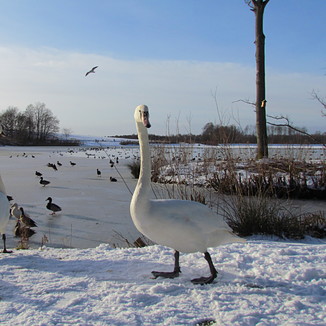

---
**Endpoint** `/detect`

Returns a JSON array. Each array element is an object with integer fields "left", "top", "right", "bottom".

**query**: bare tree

[
  {"left": 0, "top": 106, "right": 18, "bottom": 137},
  {"left": 246, "top": 0, "right": 270, "bottom": 159},
  {"left": 26, "top": 103, "right": 59, "bottom": 141},
  {"left": 62, "top": 128, "right": 72, "bottom": 140},
  {"left": 312, "top": 90, "right": 326, "bottom": 116},
  {"left": 0, "top": 102, "right": 60, "bottom": 143}
]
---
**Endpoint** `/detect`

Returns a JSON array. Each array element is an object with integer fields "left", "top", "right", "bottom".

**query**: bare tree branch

[
  {"left": 245, "top": 0, "right": 254, "bottom": 10},
  {"left": 312, "top": 90, "right": 326, "bottom": 116},
  {"left": 246, "top": 0, "right": 270, "bottom": 11},
  {"left": 234, "top": 98, "right": 325, "bottom": 147},
  {"left": 267, "top": 114, "right": 326, "bottom": 147},
  {"left": 233, "top": 99, "right": 256, "bottom": 107}
]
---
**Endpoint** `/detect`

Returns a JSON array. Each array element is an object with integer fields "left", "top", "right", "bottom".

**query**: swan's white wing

[
  {"left": 150, "top": 199, "right": 231, "bottom": 231},
  {"left": 134, "top": 199, "right": 241, "bottom": 253}
]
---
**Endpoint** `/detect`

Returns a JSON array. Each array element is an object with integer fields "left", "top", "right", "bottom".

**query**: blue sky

[{"left": 0, "top": 0, "right": 325, "bottom": 136}]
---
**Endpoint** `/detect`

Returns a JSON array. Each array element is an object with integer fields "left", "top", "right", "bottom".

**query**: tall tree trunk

[{"left": 251, "top": 0, "right": 269, "bottom": 159}]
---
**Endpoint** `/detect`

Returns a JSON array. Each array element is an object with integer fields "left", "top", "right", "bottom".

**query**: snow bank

[{"left": 1, "top": 240, "right": 325, "bottom": 325}]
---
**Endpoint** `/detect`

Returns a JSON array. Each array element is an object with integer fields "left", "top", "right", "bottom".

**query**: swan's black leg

[
  {"left": 2, "top": 234, "right": 12, "bottom": 254},
  {"left": 191, "top": 251, "right": 217, "bottom": 285},
  {"left": 152, "top": 250, "right": 181, "bottom": 279}
]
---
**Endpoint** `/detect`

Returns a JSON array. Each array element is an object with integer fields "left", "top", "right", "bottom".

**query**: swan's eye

[{"left": 139, "top": 110, "right": 149, "bottom": 120}]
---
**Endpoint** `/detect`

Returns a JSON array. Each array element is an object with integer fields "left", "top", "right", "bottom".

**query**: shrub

[
  {"left": 127, "top": 160, "right": 140, "bottom": 179},
  {"left": 222, "top": 192, "right": 326, "bottom": 239},
  {"left": 299, "top": 211, "right": 326, "bottom": 238}
]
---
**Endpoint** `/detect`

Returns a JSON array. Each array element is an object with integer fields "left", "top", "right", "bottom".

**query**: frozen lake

[
  {"left": 1, "top": 142, "right": 325, "bottom": 249},
  {"left": 1, "top": 144, "right": 143, "bottom": 249}
]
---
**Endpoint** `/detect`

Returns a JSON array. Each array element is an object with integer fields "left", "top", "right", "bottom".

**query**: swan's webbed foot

[
  {"left": 2, "top": 235, "right": 12, "bottom": 253},
  {"left": 2, "top": 249, "right": 13, "bottom": 254},
  {"left": 152, "top": 250, "right": 181, "bottom": 279},
  {"left": 191, "top": 273, "right": 217, "bottom": 285},
  {"left": 191, "top": 251, "right": 218, "bottom": 285},
  {"left": 152, "top": 269, "right": 181, "bottom": 279}
]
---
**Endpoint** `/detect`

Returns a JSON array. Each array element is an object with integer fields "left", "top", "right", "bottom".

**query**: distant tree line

[
  {"left": 116, "top": 122, "right": 326, "bottom": 145},
  {"left": 0, "top": 103, "right": 79, "bottom": 145},
  {"left": 1, "top": 102, "right": 324, "bottom": 146}
]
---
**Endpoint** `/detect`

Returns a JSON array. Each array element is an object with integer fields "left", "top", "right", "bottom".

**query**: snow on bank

[{"left": 0, "top": 239, "right": 325, "bottom": 326}]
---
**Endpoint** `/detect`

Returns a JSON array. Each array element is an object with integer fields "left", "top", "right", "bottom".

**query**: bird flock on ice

[{"left": 0, "top": 104, "right": 246, "bottom": 285}]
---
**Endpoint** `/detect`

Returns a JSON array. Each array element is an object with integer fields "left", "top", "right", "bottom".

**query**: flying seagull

[{"left": 85, "top": 66, "right": 98, "bottom": 76}]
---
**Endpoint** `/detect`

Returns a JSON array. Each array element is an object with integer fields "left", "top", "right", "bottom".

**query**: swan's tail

[{"left": 208, "top": 229, "right": 246, "bottom": 248}]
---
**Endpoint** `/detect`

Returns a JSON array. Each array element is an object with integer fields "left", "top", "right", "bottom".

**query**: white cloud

[{"left": 0, "top": 46, "right": 324, "bottom": 136}]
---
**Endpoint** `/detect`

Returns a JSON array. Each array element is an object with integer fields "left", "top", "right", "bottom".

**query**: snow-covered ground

[
  {"left": 1, "top": 239, "right": 325, "bottom": 325},
  {"left": 0, "top": 143, "right": 325, "bottom": 325}
]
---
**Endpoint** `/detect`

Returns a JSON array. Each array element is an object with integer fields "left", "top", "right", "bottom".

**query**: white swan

[
  {"left": 130, "top": 105, "right": 245, "bottom": 284},
  {"left": 0, "top": 174, "right": 12, "bottom": 253}
]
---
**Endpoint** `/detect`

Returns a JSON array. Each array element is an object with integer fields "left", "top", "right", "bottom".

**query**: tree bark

[{"left": 251, "top": 0, "right": 269, "bottom": 159}]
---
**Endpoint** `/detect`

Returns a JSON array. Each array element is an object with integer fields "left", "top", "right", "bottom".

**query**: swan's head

[{"left": 134, "top": 105, "right": 151, "bottom": 128}]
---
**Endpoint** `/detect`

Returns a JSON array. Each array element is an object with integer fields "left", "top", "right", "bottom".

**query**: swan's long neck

[{"left": 132, "top": 121, "right": 151, "bottom": 205}]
